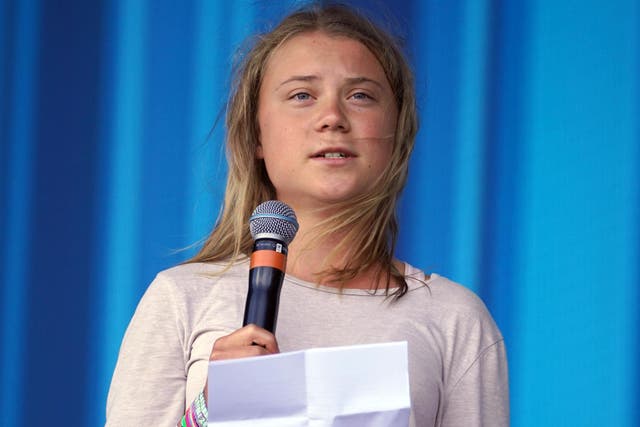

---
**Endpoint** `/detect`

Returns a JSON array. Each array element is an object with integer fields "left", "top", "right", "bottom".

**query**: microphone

[{"left": 242, "top": 200, "right": 299, "bottom": 334}]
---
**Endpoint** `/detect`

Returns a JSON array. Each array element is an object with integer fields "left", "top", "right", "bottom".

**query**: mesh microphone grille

[{"left": 249, "top": 200, "right": 299, "bottom": 244}]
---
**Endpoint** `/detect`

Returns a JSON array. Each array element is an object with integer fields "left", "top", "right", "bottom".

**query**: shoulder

[
  {"left": 128, "top": 259, "right": 251, "bottom": 334},
  {"left": 153, "top": 259, "right": 248, "bottom": 290},
  {"left": 403, "top": 263, "right": 503, "bottom": 340},
  {"left": 426, "top": 274, "right": 491, "bottom": 316},
  {"left": 404, "top": 263, "right": 491, "bottom": 316},
  {"left": 157, "top": 259, "right": 245, "bottom": 281},
  {"left": 139, "top": 260, "right": 250, "bottom": 308}
]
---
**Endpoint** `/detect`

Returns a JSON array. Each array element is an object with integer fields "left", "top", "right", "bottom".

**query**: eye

[
  {"left": 350, "top": 92, "right": 374, "bottom": 102},
  {"left": 291, "top": 92, "right": 312, "bottom": 101}
]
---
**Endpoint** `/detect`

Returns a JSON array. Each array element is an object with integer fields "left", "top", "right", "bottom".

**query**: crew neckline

[{"left": 283, "top": 262, "right": 434, "bottom": 296}]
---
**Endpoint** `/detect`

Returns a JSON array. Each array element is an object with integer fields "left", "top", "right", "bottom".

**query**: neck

[
  {"left": 286, "top": 207, "right": 344, "bottom": 284},
  {"left": 284, "top": 206, "right": 401, "bottom": 289}
]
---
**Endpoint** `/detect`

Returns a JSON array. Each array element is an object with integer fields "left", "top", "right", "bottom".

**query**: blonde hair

[{"left": 189, "top": 3, "right": 418, "bottom": 298}]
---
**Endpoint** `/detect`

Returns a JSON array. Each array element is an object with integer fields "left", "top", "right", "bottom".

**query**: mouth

[{"left": 311, "top": 149, "right": 356, "bottom": 159}]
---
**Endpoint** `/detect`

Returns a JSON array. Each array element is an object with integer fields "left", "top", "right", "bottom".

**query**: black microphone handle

[{"left": 242, "top": 266, "right": 286, "bottom": 333}]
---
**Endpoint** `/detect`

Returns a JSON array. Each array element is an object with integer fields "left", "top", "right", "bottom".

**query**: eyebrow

[
  {"left": 276, "top": 75, "right": 384, "bottom": 90},
  {"left": 277, "top": 75, "right": 318, "bottom": 89},
  {"left": 344, "top": 76, "right": 384, "bottom": 89}
]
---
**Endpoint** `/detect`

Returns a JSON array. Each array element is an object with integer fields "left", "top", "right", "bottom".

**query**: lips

[{"left": 311, "top": 148, "right": 356, "bottom": 159}]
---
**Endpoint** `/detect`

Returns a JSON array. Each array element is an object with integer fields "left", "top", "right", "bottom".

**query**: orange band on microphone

[{"left": 250, "top": 250, "right": 286, "bottom": 271}]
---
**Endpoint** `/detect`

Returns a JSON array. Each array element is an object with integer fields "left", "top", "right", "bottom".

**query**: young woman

[{"left": 106, "top": 4, "right": 509, "bottom": 426}]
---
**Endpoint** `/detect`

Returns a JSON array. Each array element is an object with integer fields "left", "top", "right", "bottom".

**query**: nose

[{"left": 315, "top": 97, "right": 350, "bottom": 132}]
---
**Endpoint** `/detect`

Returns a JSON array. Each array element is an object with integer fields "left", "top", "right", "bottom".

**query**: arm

[
  {"left": 442, "top": 340, "right": 510, "bottom": 426},
  {"left": 177, "top": 324, "right": 280, "bottom": 426},
  {"left": 106, "top": 275, "right": 188, "bottom": 426},
  {"left": 106, "top": 272, "right": 280, "bottom": 426}
]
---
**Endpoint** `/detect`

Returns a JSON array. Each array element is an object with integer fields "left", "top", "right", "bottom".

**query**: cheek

[
  {"left": 360, "top": 107, "right": 397, "bottom": 138},
  {"left": 257, "top": 109, "right": 282, "bottom": 144},
  {"left": 372, "top": 129, "right": 395, "bottom": 169},
  {"left": 377, "top": 140, "right": 394, "bottom": 166},
  {"left": 256, "top": 108, "right": 273, "bottom": 158},
  {"left": 381, "top": 112, "right": 398, "bottom": 136}
]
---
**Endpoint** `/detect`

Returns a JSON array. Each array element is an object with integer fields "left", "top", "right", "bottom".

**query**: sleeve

[
  {"left": 441, "top": 339, "right": 510, "bottom": 426},
  {"left": 106, "top": 274, "right": 189, "bottom": 426}
]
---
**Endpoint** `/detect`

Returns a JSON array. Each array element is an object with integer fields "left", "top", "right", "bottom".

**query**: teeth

[{"left": 323, "top": 152, "right": 346, "bottom": 158}]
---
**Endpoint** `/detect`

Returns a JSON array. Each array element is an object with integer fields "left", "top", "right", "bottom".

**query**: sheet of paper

[{"left": 208, "top": 341, "right": 410, "bottom": 427}]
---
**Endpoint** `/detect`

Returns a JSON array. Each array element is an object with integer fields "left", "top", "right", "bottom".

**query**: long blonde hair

[{"left": 189, "top": 3, "right": 418, "bottom": 298}]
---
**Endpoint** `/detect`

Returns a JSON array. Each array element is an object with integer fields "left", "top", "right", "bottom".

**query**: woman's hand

[{"left": 203, "top": 324, "right": 279, "bottom": 401}]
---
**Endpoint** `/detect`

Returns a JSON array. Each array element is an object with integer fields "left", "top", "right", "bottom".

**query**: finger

[
  {"left": 243, "top": 324, "right": 279, "bottom": 354},
  {"left": 210, "top": 344, "right": 272, "bottom": 361},
  {"left": 214, "top": 324, "right": 279, "bottom": 353},
  {"left": 210, "top": 325, "right": 279, "bottom": 363}
]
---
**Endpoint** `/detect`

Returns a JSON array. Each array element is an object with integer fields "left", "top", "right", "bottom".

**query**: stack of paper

[{"left": 208, "top": 341, "right": 411, "bottom": 426}]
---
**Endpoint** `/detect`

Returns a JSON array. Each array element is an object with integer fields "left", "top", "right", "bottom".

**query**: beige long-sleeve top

[{"left": 106, "top": 260, "right": 509, "bottom": 426}]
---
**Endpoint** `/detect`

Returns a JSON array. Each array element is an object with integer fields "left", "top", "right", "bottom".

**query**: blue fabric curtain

[{"left": 1, "top": 0, "right": 638, "bottom": 425}]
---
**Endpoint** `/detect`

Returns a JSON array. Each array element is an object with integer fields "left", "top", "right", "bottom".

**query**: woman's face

[{"left": 257, "top": 31, "right": 398, "bottom": 212}]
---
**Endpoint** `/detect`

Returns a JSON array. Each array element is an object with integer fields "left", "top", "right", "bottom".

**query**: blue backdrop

[{"left": 1, "top": 0, "right": 638, "bottom": 425}]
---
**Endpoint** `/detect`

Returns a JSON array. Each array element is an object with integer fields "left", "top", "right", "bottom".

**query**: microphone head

[{"left": 249, "top": 200, "right": 299, "bottom": 245}]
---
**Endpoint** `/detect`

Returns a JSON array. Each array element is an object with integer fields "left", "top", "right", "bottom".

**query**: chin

[
  {"left": 317, "top": 192, "right": 366, "bottom": 206},
  {"left": 277, "top": 186, "right": 370, "bottom": 210}
]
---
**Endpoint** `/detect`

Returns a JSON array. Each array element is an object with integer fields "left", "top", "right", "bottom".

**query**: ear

[{"left": 255, "top": 142, "right": 264, "bottom": 159}]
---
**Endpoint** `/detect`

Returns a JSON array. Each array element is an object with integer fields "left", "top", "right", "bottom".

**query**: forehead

[{"left": 262, "top": 31, "right": 387, "bottom": 81}]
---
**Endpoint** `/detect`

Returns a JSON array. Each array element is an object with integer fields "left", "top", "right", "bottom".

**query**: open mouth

[
  {"left": 312, "top": 149, "right": 355, "bottom": 159},
  {"left": 316, "top": 152, "right": 348, "bottom": 158}
]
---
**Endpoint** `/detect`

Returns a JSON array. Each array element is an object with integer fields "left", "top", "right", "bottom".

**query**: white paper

[{"left": 208, "top": 341, "right": 410, "bottom": 427}]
